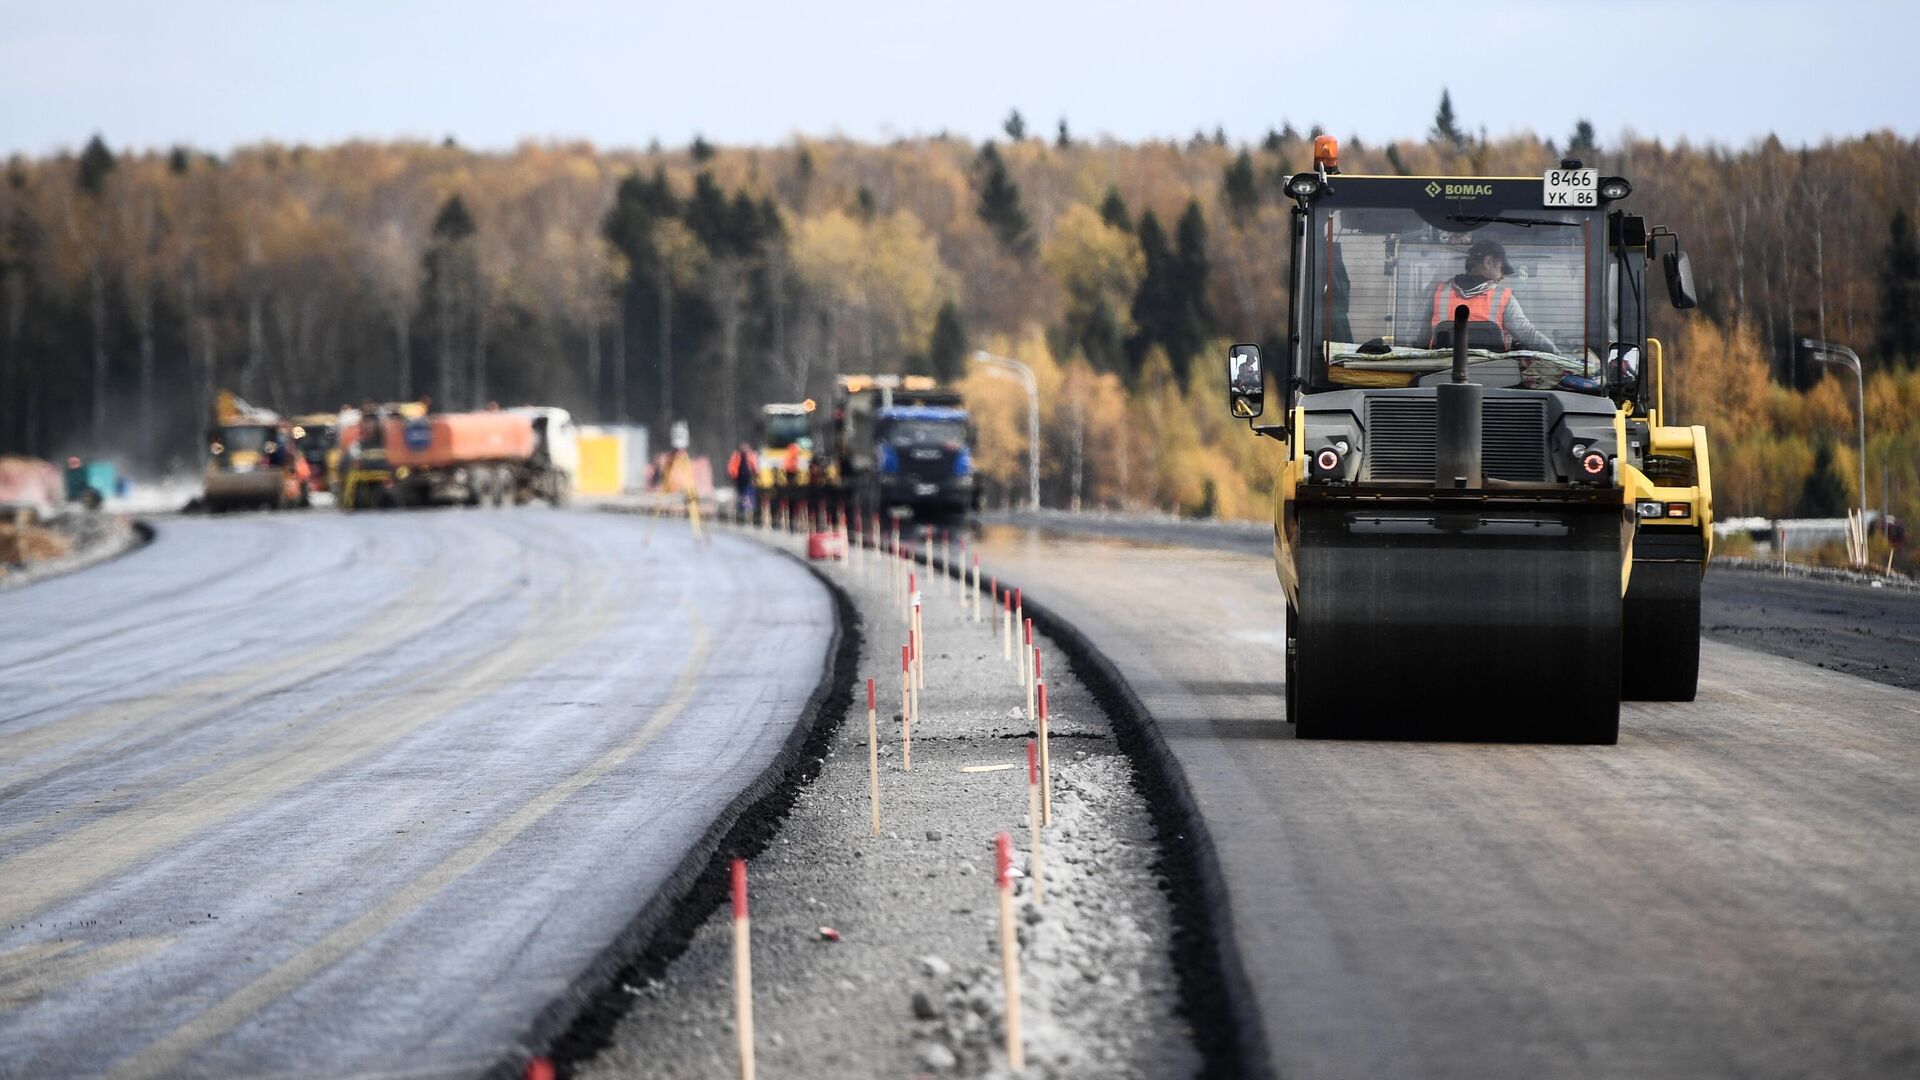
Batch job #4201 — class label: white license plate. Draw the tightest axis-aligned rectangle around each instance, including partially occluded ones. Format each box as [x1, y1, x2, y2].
[1542, 168, 1598, 207]
[914, 483, 938, 496]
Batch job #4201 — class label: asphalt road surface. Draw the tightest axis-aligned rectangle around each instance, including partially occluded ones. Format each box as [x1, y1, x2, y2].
[976, 520, 1920, 1080]
[0, 509, 831, 1078]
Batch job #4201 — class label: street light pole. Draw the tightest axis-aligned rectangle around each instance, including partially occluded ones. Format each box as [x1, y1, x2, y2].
[970, 350, 1040, 511]
[1801, 338, 1868, 547]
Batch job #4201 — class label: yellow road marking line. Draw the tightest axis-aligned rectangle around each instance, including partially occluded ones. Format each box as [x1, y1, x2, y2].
[0, 582, 611, 928]
[105, 615, 714, 1080]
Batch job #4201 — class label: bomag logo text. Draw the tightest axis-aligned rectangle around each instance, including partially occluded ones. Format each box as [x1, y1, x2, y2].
[1427, 182, 1494, 198]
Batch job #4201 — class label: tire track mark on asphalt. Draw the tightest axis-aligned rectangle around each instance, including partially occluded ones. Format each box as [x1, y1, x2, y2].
[0, 521, 455, 748]
[0, 936, 176, 1011]
[0, 518, 374, 674]
[101, 609, 715, 1080]
[0, 527, 531, 844]
[0, 550, 614, 928]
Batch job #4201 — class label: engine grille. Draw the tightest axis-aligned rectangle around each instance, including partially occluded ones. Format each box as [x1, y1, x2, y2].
[1481, 398, 1550, 481]
[1361, 396, 1551, 482]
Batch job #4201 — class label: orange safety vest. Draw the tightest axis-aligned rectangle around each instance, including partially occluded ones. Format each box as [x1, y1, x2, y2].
[1430, 279, 1514, 340]
[782, 444, 800, 473]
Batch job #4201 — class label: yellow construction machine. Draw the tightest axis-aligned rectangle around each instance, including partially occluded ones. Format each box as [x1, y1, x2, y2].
[1226, 138, 1712, 743]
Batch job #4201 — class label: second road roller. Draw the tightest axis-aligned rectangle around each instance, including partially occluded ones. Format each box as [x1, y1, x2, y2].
[1226, 138, 1713, 743]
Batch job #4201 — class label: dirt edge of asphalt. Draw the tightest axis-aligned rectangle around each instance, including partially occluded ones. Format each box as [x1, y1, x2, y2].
[485, 535, 864, 1080]
[913, 541, 1272, 1080]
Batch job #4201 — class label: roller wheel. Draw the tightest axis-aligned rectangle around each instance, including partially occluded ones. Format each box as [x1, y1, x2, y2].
[1622, 561, 1703, 702]
[1284, 604, 1299, 727]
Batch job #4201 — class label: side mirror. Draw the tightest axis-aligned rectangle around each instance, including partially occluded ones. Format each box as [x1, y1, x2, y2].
[1663, 249, 1698, 310]
[1606, 343, 1642, 397]
[1227, 343, 1265, 419]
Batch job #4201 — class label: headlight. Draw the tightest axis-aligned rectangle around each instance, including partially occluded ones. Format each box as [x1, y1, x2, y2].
[1636, 499, 1664, 519]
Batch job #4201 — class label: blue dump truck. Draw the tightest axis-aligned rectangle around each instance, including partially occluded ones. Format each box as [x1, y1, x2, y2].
[828, 375, 977, 521]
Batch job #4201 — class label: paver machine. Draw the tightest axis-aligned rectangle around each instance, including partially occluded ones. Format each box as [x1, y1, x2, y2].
[1226, 138, 1712, 743]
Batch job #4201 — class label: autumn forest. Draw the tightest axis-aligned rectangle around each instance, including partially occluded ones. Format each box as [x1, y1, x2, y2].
[3, 100, 1918, 555]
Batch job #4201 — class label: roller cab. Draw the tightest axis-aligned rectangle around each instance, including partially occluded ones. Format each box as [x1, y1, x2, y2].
[1227, 146, 1710, 742]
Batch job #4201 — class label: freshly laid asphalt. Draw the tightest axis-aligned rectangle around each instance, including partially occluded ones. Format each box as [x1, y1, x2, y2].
[0, 508, 831, 1078]
[975, 515, 1920, 1080]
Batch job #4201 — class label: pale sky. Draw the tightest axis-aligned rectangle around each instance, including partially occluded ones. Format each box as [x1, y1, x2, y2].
[3, 0, 1914, 157]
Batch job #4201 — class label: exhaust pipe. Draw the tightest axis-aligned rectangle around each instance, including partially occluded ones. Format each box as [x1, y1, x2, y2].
[1435, 304, 1482, 489]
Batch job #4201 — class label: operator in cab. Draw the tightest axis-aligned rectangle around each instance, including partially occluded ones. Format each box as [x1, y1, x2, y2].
[1429, 239, 1556, 353]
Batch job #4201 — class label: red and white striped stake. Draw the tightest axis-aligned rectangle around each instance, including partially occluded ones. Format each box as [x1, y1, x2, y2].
[888, 531, 899, 603]
[972, 555, 983, 623]
[1038, 670, 1052, 825]
[732, 858, 755, 1080]
[1002, 587, 1013, 662]
[1015, 588, 1025, 653]
[913, 585, 926, 691]
[867, 678, 881, 836]
[995, 832, 1025, 1071]
[942, 530, 953, 598]
[907, 570, 917, 627]
[901, 644, 913, 772]
[1023, 618, 1035, 711]
[1027, 740, 1044, 904]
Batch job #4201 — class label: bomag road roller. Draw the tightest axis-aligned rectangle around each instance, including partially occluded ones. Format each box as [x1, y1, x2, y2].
[1225, 138, 1712, 743]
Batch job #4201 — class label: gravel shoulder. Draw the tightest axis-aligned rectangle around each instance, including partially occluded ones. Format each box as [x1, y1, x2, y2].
[572, 517, 1199, 1079]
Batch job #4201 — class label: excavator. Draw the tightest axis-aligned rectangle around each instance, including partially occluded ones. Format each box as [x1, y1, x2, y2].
[1226, 138, 1712, 743]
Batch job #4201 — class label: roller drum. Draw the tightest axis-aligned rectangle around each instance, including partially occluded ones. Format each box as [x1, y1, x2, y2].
[1289, 503, 1623, 743]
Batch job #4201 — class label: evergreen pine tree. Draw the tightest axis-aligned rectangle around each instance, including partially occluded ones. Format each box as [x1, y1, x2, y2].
[1799, 440, 1850, 517]
[1056, 118, 1071, 149]
[975, 143, 1035, 258]
[1567, 119, 1598, 161]
[1168, 199, 1212, 377]
[77, 134, 114, 197]
[431, 194, 476, 243]
[929, 300, 967, 383]
[690, 135, 716, 164]
[1223, 151, 1259, 222]
[167, 146, 191, 176]
[1385, 144, 1410, 175]
[1431, 90, 1466, 150]
[1877, 209, 1920, 366]
[1003, 109, 1027, 141]
[1127, 210, 1175, 381]
[1098, 186, 1132, 233]
[1262, 128, 1284, 153]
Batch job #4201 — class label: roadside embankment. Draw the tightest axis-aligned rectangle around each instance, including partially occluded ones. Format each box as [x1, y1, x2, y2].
[0, 509, 146, 591]
[569, 511, 1199, 1078]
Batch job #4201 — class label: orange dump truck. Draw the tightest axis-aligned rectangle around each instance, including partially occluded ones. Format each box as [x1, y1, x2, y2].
[373, 411, 536, 507]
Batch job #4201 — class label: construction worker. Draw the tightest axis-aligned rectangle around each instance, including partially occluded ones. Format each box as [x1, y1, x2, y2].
[781, 441, 802, 487]
[1429, 239, 1556, 353]
[727, 442, 759, 514]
